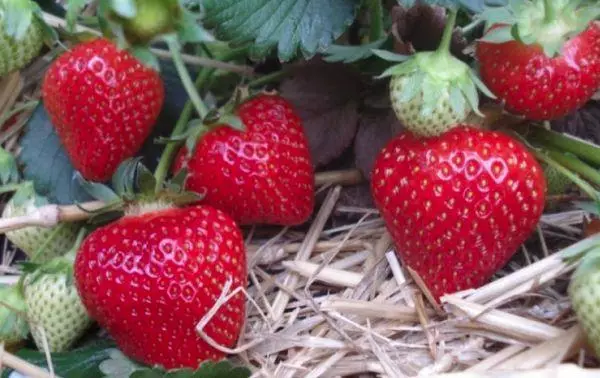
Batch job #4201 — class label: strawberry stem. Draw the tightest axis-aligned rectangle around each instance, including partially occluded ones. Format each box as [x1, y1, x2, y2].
[520, 126, 600, 167]
[247, 69, 289, 88]
[153, 68, 212, 192]
[367, 0, 384, 41]
[433, 7, 458, 59]
[533, 149, 600, 204]
[166, 36, 209, 119]
[545, 149, 600, 188]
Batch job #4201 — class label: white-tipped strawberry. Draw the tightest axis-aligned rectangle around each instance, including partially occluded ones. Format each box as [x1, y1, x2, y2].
[23, 231, 92, 352]
[569, 249, 600, 357]
[374, 7, 495, 137]
[0, 283, 29, 348]
[3, 182, 81, 263]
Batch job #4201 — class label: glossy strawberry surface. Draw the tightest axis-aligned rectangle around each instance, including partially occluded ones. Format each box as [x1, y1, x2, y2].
[477, 23, 600, 120]
[174, 94, 314, 226]
[74, 205, 247, 369]
[42, 38, 164, 182]
[371, 126, 546, 300]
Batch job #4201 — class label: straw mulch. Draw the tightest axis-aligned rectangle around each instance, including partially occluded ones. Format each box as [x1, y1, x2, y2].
[1, 38, 600, 378]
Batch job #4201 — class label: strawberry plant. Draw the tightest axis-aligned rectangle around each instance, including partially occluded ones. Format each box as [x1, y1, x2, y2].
[1, 0, 600, 376]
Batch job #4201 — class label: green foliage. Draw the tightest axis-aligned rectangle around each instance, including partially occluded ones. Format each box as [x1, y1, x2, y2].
[202, 0, 361, 61]
[17, 104, 93, 205]
[130, 360, 252, 378]
[1, 340, 117, 378]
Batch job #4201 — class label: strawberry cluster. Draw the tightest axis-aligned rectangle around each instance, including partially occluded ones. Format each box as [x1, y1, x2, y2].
[372, 3, 600, 302]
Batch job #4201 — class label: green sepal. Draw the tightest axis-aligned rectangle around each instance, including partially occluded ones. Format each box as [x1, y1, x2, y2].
[458, 75, 482, 117]
[449, 86, 466, 117]
[399, 72, 424, 103]
[421, 77, 443, 117]
[323, 37, 387, 63]
[184, 122, 210, 156]
[176, 7, 214, 44]
[136, 163, 157, 196]
[129, 46, 160, 71]
[371, 49, 411, 63]
[571, 247, 600, 281]
[0, 283, 29, 345]
[112, 157, 141, 198]
[76, 172, 121, 204]
[65, 0, 88, 33]
[376, 59, 419, 79]
[157, 190, 204, 208]
[477, 24, 514, 43]
[168, 168, 187, 191]
[0, 147, 20, 184]
[478, 0, 600, 58]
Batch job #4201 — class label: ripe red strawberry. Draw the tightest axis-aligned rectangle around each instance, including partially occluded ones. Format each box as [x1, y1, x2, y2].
[73, 204, 247, 369]
[476, 2, 600, 120]
[42, 38, 165, 182]
[371, 126, 546, 300]
[173, 94, 314, 226]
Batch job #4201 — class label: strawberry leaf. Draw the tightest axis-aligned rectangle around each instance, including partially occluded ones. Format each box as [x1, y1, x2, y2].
[127, 360, 251, 378]
[0, 339, 117, 378]
[280, 60, 363, 167]
[17, 104, 94, 205]
[202, 0, 360, 62]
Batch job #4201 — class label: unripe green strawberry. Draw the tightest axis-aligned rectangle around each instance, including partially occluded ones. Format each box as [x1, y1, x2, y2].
[569, 251, 600, 357]
[389, 73, 471, 137]
[542, 163, 572, 195]
[376, 8, 495, 137]
[0, 0, 44, 76]
[108, 0, 181, 45]
[23, 253, 92, 352]
[0, 284, 29, 347]
[3, 183, 80, 263]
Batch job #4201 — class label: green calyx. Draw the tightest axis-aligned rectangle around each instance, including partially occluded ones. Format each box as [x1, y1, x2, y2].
[571, 247, 600, 283]
[478, 0, 600, 57]
[75, 158, 204, 223]
[374, 7, 495, 118]
[0, 284, 29, 345]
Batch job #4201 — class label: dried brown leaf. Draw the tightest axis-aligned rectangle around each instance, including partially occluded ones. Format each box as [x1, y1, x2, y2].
[354, 108, 400, 180]
[391, 3, 468, 58]
[280, 60, 363, 167]
[551, 101, 600, 144]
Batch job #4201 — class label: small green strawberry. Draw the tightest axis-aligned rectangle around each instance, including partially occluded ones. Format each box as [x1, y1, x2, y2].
[374, 7, 495, 137]
[569, 249, 600, 358]
[2, 182, 81, 263]
[0, 0, 47, 77]
[23, 232, 92, 353]
[0, 283, 29, 348]
[542, 162, 572, 196]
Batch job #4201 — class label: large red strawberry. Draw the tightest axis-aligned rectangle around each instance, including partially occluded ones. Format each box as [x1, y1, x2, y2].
[42, 38, 165, 182]
[476, 2, 600, 120]
[371, 126, 546, 300]
[73, 204, 247, 369]
[173, 94, 314, 226]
